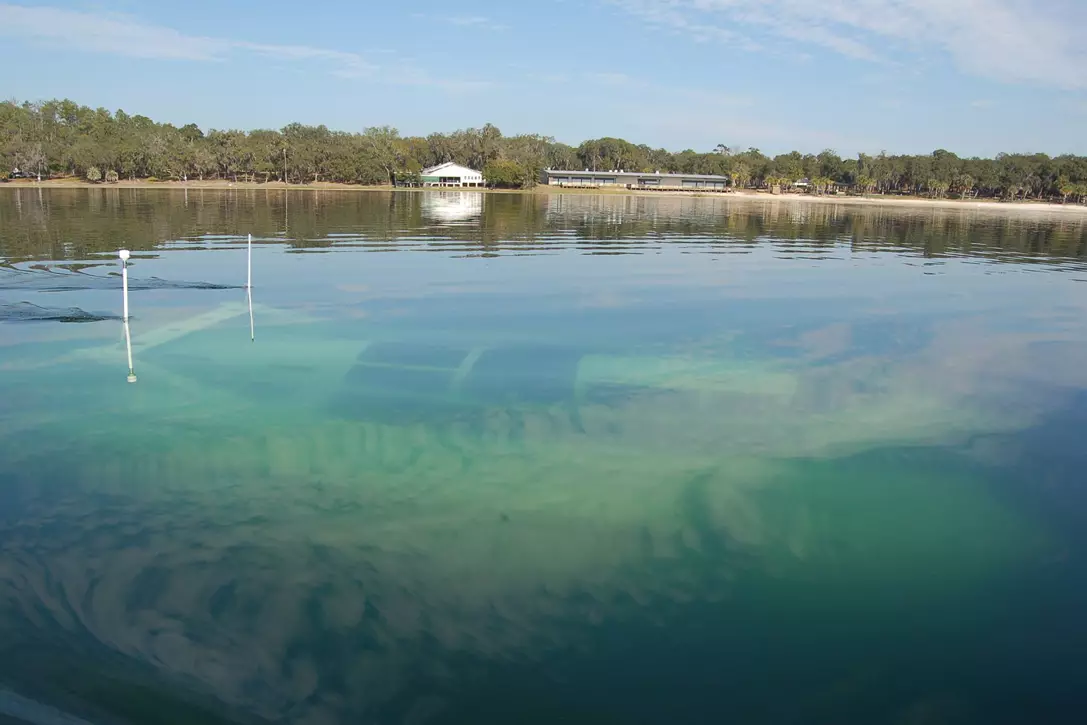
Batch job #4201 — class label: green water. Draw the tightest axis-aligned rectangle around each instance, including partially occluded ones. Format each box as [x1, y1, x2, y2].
[2, 189, 1087, 724]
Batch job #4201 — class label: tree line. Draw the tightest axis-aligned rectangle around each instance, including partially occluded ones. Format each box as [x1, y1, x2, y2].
[3, 98, 1087, 202]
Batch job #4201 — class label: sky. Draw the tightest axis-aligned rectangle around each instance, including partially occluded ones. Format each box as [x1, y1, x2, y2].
[1, 0, 1086, 157]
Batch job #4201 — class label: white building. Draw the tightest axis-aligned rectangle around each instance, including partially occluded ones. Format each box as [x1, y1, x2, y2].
[420, 162, 484, 188]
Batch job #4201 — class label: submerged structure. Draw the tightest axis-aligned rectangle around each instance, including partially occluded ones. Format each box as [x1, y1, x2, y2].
[0, 299, 1063, 724]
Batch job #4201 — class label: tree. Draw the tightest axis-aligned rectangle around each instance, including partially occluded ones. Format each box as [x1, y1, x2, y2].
[362, 126, 402, 186]
[191, 145, 216, 181]
[810, 176, 835, 195]
[15, 141, 47, 180]
[397, 158, 423, 187]
[926, 178, 950, 198]
[5, 95, 1087, 200]
[105, 168, 119, 183]
[730, 163, 751, 189]
[484, 159, 530, 189]
[1058, 175, 1074, 204]
[85, 166, 101, 182]
[953, 173, 975, 198]
[477, 123, 503, 168]
[246, 129, 283, 183]
[773, 151, 805, 183]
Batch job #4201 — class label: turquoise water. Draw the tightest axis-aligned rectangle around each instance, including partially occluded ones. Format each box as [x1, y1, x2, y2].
[2, 189, 1087, 724]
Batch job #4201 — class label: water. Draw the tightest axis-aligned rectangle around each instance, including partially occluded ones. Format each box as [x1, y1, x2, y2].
[2, 188, 1087, 725]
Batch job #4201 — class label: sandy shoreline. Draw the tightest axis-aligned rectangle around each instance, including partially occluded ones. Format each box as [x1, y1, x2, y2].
[6, 178, 1087, 215]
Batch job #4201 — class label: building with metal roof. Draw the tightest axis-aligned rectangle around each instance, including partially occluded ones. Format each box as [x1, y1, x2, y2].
[420, 162, 484, 188]
[542, 169, 731, 191]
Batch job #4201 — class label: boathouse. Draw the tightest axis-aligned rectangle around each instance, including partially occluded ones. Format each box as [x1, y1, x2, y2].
[420, 162, 484, 188]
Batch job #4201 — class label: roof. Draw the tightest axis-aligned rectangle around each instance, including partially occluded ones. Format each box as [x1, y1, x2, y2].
[421, 162, 481, 176]
[544, 169, 729, 181]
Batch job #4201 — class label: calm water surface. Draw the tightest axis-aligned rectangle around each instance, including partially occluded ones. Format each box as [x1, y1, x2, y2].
[2, 188, 1087, 725]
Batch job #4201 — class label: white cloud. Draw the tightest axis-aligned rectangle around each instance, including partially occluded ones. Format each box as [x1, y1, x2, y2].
[584, 72, 753, 109]
[608, 0, 1087, 89]
[584, 71, 634, 86]
[642, 112, 877, 155]
[531, 72, 572, 84]
[1063, 100, 1087, 115]
[234, 42, 376, 79]
[0, 3, 224, 60]
[611, 0, 756, 48]
[445, 16, 507, 31]
[0, 3, 488, 90]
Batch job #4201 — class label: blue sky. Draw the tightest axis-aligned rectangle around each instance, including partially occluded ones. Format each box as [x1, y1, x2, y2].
[2, 0, 1086, 156]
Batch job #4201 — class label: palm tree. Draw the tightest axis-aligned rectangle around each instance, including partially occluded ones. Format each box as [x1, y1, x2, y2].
[926, 178, 950, 198]
[1058, 175, 1074, 203]
[730, 163, 750, 190]
[953, 173, 975, 199]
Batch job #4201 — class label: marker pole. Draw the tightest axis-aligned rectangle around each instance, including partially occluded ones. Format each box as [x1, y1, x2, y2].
[119, 249, 137, 383]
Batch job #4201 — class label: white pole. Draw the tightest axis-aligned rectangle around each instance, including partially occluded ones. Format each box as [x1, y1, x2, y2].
[119, 249, 131, 321]
[247, 286, 255, 342]
[247, 233, 254, 341]
[124, 317, 137, 383]
[119, 249, 136, 383]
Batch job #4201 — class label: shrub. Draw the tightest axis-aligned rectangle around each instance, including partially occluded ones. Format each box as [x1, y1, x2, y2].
[85, 166, 101, 183]
[105, 169, 119, 184]
[484, 159, 531, 189]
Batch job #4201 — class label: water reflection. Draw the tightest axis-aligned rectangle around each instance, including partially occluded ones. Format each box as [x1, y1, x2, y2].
[1, 189, 1085, 264]
[420, 191, 483, 224]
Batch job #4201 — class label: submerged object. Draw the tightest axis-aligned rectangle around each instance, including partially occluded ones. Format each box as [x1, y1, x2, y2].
[0, 302, 119, 323]
[340, 342, 796, 407]
[0, 266, 243, 293]
[0, 687, 96, 725]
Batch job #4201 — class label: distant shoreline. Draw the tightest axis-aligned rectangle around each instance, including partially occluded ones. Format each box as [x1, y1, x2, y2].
[6, 178, 1087, 214]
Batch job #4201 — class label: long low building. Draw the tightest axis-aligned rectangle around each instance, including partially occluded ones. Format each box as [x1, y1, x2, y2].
[542, 169, 730, 191]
